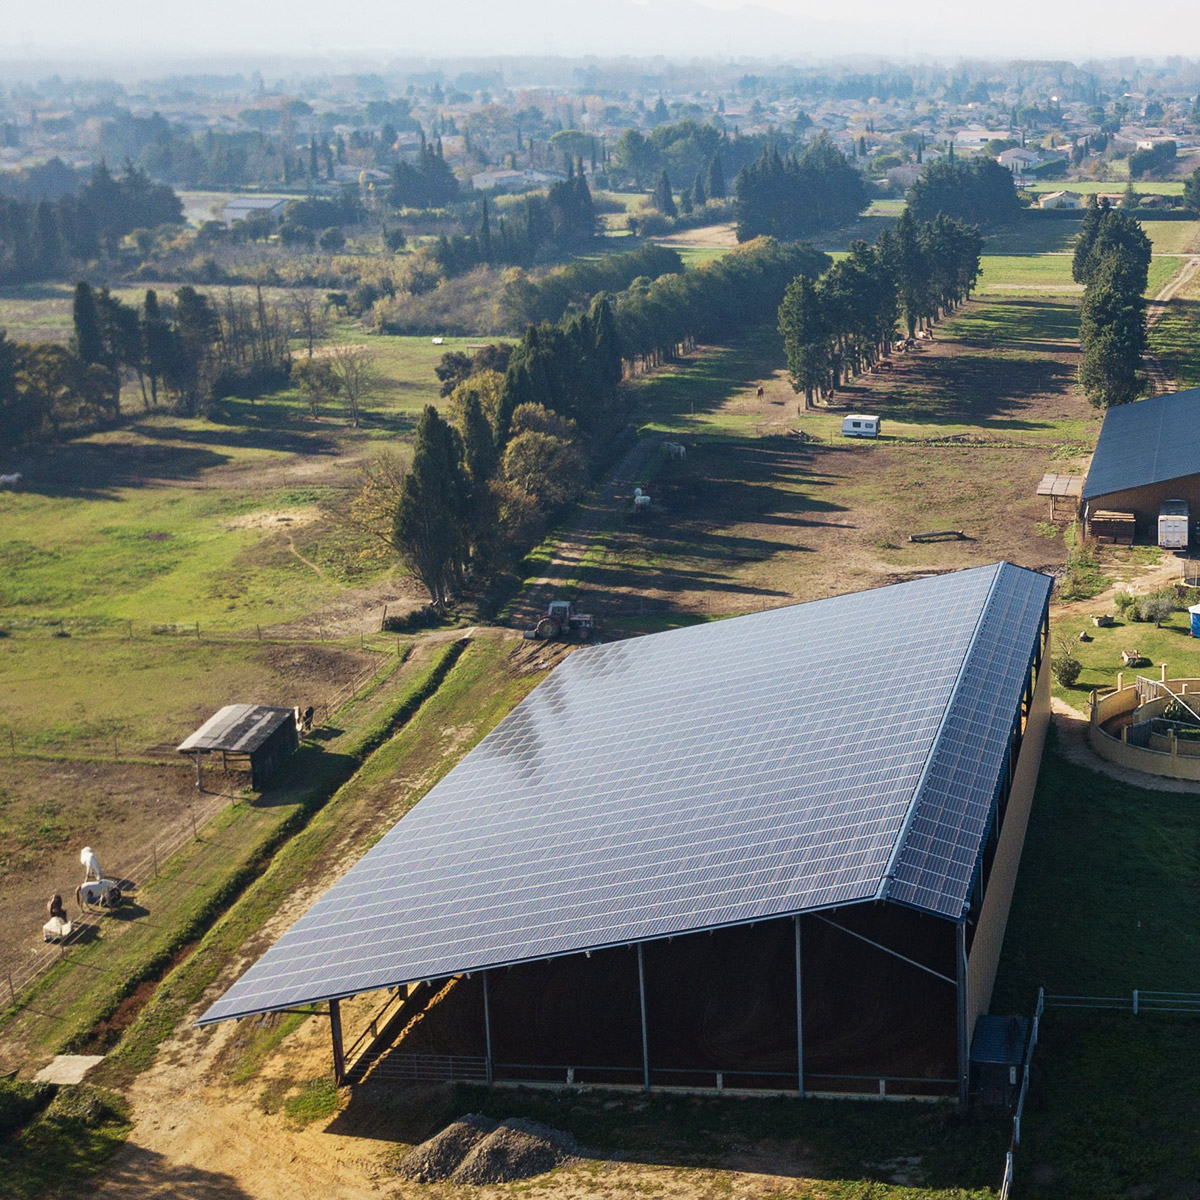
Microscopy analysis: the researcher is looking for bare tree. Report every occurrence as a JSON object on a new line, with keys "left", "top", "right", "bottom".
{"left": 326, "top": 343, "right": 376, "bottom": 427}
{"left": 290, "top": 289, "right": 330, "bottom": 358}
{"left": 342, "top": 450, "right": 408, "bottom": 554}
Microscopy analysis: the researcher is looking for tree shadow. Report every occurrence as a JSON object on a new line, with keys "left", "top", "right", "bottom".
{"left": 94, "top": 1141, "right": 255, "bottom": 1199}
{"left": 9, "top": 440, "right": 232, "bottom": 500}
{"left": 128, "top": 420, "right": 340, "bottom": 460}
{"left": 329, "top": 1080, "right": 1007, "bottom": 1192}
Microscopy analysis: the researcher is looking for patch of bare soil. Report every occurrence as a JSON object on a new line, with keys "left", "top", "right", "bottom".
{"left": 0, "top": 759, "right": 241, "bottom": 987}
{"left": 264, "top": 575, "right": 427, "bottom": 640}
{"left": 226, "top": 508, "right": 321, "bottom": 532}
{"left": 653, "top": 223, "right": 738, "bottom": 249}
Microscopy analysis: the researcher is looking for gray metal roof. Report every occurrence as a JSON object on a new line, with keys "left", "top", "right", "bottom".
{"left": 177, "top": 705, "right": 294, "bottom": 755}
{"left": 199, "top": 563, "right": 1049, "bottom": 1025}
{"left": 1082, "top": 388, "right": 1200, "bottom": 500}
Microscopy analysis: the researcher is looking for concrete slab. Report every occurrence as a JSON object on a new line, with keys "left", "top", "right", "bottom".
{"left": 33, "top": 1054, "right": 105, "bottom": 1084}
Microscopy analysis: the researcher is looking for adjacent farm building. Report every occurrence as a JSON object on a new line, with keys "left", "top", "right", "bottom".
{"left": 1083, "top": 388, "right": 1200, "bottom": 545}
{"left": 178, "top": 704, "right": 298, "bottom": 789}
{"left": 201, "top": 563, "right": 1052, "bottom": 1103}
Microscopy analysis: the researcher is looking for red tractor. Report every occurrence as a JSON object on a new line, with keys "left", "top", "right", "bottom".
{"left": 533, "top": 599, "right": 596, "bottom": 640}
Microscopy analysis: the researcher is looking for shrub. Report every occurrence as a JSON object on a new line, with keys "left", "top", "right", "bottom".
{"left": 0, "top": 1079, "right": 55, "bottom": 1140}
{"left": 1135, "top": 588, "right": 1177, "bottom": 627}
{"left": 1053, "top": 654, "right": 1083, "bottom": 687}
{"left": 382, "top": 605, "right": 447, "bottom": 633}
{"left": 1113, "top": 590, "right": 1135, "bottom": 615}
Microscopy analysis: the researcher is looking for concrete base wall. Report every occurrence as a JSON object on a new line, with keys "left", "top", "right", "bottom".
{"left": 966, "top": 660, "right": 1051, "bottom": 1033}
{"left": 1089, "top": 678, "right": 1200, "bottom": 780}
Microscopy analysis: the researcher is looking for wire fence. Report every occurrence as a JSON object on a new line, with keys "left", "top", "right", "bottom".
{"left": 1, "top": 638, "right": 405, "bottom": 763}
{"left": 1042, "top": 990, "right": 1200, "bottom": 1015}
{"left": 4, "top": 783, "right": 236, "bottom": 1006}
{"left": 1, "top": 611, "right": 399, "bottom": 645}
{"left": 998, "top": 987, "right": 1043, "bottom": 1200}
{"left": 2, "top": 643, "right": 407, "bottom": 1009}
{"left": 998, "top": 987, "right": 1200, "bottom": 1197}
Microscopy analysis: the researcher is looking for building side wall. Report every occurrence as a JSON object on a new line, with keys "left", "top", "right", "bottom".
{"left": 966, "top": 660, "right": 1051, "bottom": 1032}
{"left": 1085, "top": 475, "right": 1200, "bottom": 540}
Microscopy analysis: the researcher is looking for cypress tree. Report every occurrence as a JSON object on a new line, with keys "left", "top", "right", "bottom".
{"left": 392, "top": 405, "right": 468, "bottom": 609}
{"left": 71, "top": 281, "right": 103, "bottom": 366}
{"left": 706, "top": 153, "right": 726, "bottom": 200}
{"left": 652, "top": 170, "right": 677, "bottom": 217}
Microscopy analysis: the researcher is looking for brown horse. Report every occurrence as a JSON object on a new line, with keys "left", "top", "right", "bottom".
{"left": 756, "top": 386, "right": 765, "bottom": 399}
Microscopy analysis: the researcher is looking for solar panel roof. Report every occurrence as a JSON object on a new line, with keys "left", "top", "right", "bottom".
{"left": 200, "top": 562, "right": 1050, "bottom": 1025}
{"left": 1082, "top": 388, "right": 1200, "bottom": 500}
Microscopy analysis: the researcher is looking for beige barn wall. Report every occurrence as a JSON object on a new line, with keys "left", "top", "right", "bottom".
{"left": 966, "top": 660, "right": 1051, "bottom": 1032}
{"left": 1085, "top": 476, "right": 1200, "bottom": 540}
{"left": 1089, "top": 678, "right": 1200, "bottom": 780}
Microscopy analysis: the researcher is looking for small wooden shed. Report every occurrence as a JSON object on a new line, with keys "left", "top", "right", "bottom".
{"left": 1036, "top": 473, "right": 1083, "bottom": 521}
{"left": 177, "top": 705, "right": 299, "bottom": 789}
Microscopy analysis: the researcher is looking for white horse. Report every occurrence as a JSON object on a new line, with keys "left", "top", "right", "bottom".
{"left": 0, "top": 473, "right": 21, "bottom": 487}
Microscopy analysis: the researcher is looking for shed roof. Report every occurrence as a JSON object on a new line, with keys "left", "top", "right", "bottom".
{"left": 1082, "top": 388, "right": 1200, "bottom": 500}
{"left": 1036, "top": 473, "right": 1083, "bottom": 498}
{"left": 222, "top": 197, "right": 288, "bottom": 212}
{"left": 200, "top": 563, "right": 1049, "bottom": 1026}
{"left": 177, "top": 705, "right": 294, "bottom": 755}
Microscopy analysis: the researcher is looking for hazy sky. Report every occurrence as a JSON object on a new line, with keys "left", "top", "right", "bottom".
{"left": 2, "top": 0, "right": 1198, "bottom": 64}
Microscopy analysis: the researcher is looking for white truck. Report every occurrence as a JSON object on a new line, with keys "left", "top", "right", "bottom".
{"left": 1158, "top": 499, "right": 1189, "bottom": 551}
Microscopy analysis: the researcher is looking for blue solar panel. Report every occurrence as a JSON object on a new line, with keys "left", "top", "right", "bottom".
{"left": 200, "top": 563, "right": 1050, "bottom": 1025}
{"left": 1082, "top": 388, "right": 1200, "bottom": 500}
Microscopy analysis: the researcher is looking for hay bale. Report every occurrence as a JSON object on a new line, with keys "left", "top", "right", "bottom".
{"left": 448, "top": 1117, "right": 578, "bottom": 1185}
{"left": 395, "top": 1112, "right": 498, "bottom": 1182}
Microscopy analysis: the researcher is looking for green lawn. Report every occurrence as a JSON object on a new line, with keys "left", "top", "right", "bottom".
{"left": 992, "top": 743, "right": 1200, "bottom": 1199}
{"left": 1052, "top": 605, "right": 1200, "bottom": 710}
{"left": 1024, "top": 180, "right": 1186, "bottom": 195}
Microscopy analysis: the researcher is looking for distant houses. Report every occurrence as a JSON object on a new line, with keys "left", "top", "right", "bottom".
{"left": 1037, "top": 190, "right": 1083, "bottom": 210}
{"left": 470, "top": 167, "right": 568, "bottom": 193}
{"left": 222, "top": 196, "right": 288, "bottom": 228}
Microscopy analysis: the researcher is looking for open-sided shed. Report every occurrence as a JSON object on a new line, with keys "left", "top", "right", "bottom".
{"left": 1083, "top": 388, "right": 1200, "bottom": 541}
{"left": 177, "top": 704, "right": 298, "bottom": 790}
{"left": 200, "top": 564, "right": 1051, "bottom": 1103}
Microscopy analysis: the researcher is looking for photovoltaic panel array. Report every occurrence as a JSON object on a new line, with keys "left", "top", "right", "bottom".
{"left": 886, "top": 564, "right": 1051, "bottom": 916}
{"left": 201, "top": 562, "right": 1048, "bottom": 1025}
{"left": 1082, "top": 387, "right": 1200, "bottom": 500}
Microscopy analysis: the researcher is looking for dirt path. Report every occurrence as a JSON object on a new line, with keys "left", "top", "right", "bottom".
{"left": 1051, "top": 698, "right": 1200, "bottom": 794}
{"left": 1143, "top": 254, "right": 1199, "bottom": 395}
{"left": 285, "top": 531, "right": 331, "bottom": 581}
{"left": 506, "top": 434, "right": 663, "bottom": 630}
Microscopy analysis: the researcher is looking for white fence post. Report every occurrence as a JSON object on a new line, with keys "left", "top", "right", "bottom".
{"left": 1133, "top": 989, "right": 1139, "bottom": 1016}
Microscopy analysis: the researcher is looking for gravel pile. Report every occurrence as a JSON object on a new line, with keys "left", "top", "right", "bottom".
{"left": 397, "top": 1115, "right": 578, "bottom": 1185}
{"left": 450, "top": 1118, "right": 578, "bottom": 1185}
{"left": 395, "top": 1113, "right": 498, "bottom": 1182}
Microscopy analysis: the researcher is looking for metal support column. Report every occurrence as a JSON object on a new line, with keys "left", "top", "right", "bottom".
{"left": 794, "top": 914, "right": 805, "bottom": 1098}
{"left": 636, "top": 943, "right": 650, "bottom": 1093}
{"left": 482, "top": 970, "right": 494, "bottom": 1085}
{"left": 330, "top": 997, "right": 345, "bottom": 1086}
{"left": 955, "top": 922, "right": 969, "bottom": 1110}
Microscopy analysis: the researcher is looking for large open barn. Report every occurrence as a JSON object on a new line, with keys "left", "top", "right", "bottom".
{"left": 201, "top": 562, "right": 1051, "bottom": 1103}
{"left": 1082, "top": 387, "right": 1200, "bottom": 543}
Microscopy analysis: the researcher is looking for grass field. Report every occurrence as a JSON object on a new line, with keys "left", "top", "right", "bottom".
{"left": 1149, "top": 262, "right": 1200, "bottom": 389}
{"left": 576, "top": 289, "right": 1097, "bottom": 620}
{"left": 992, "top": 742, "right": 1200, "bottom": 1198}
{"left": 1024, "top": 180, "right": 1187, "bottom": 195}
